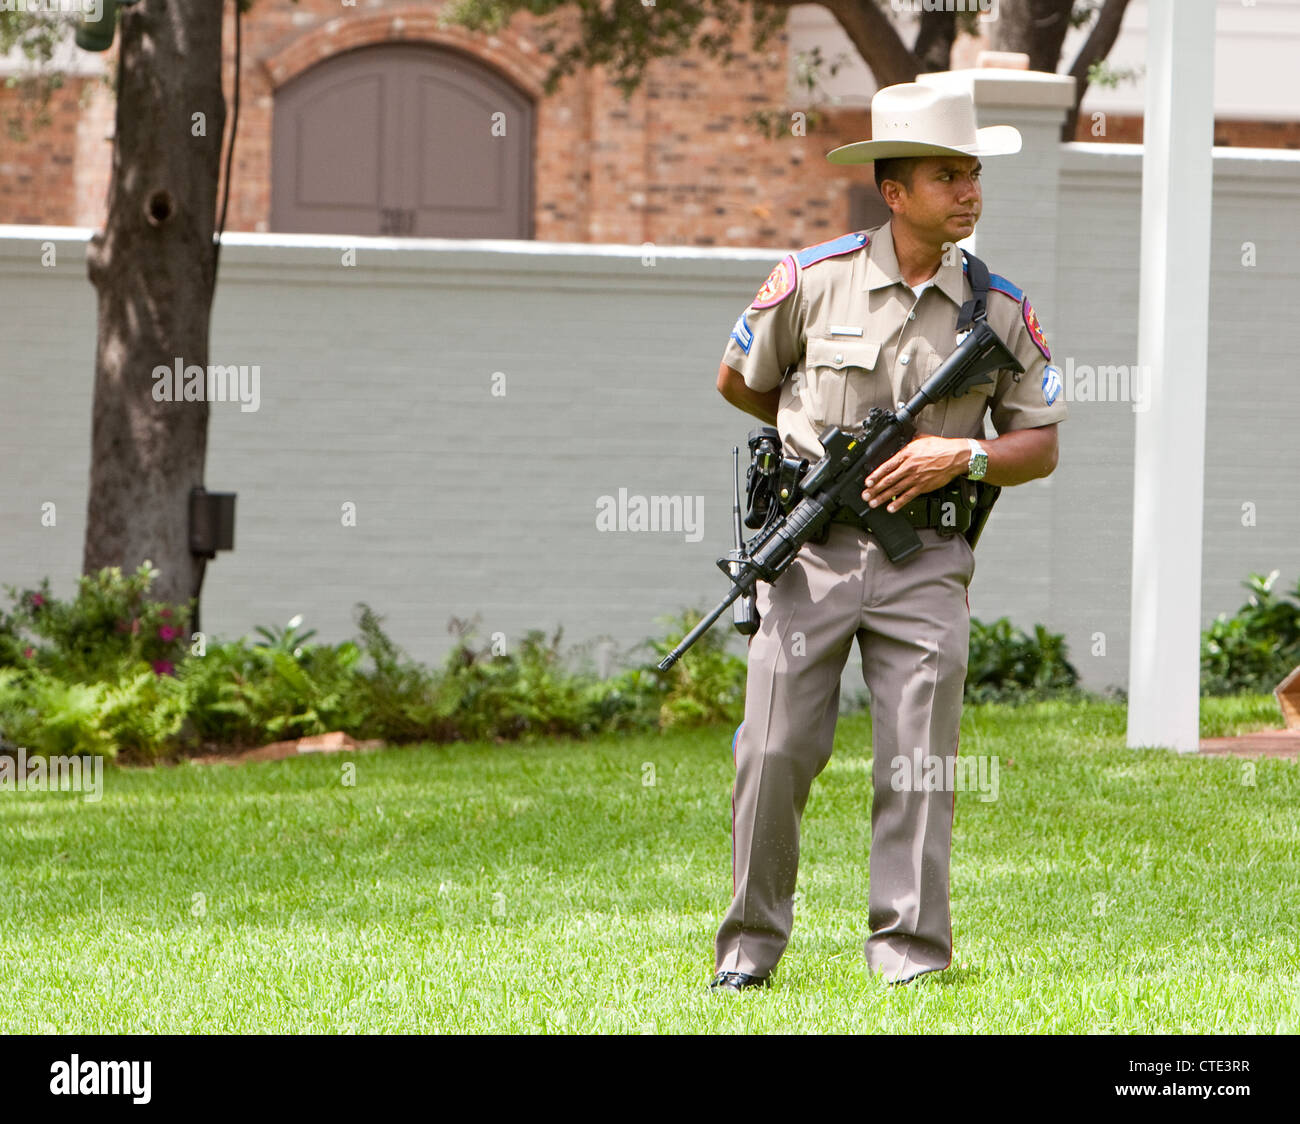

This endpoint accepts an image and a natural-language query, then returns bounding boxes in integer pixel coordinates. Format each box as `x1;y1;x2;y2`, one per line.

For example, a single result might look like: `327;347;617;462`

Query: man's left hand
862;436;966;513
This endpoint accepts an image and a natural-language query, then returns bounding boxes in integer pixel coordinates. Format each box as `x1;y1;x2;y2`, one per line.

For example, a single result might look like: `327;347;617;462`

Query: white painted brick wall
2;143;1299;698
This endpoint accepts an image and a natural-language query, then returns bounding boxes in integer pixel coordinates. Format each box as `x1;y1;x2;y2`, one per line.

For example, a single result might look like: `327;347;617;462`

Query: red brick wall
5;3;1296;248
0;79;87;227
0;1;883;249
72;79;115;227
1072;111;1300;149
0;70;114;228
233;0;880;249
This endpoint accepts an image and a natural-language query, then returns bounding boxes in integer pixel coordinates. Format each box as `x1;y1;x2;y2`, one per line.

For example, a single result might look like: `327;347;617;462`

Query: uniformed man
709;83;1067;991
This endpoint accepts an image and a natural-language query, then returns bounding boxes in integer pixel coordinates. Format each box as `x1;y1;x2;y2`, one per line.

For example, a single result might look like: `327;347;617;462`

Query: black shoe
710;971;771;991
883;968;934;986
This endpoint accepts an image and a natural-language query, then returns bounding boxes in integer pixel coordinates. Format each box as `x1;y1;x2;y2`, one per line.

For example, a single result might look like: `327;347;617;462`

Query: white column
1126;0;1216;753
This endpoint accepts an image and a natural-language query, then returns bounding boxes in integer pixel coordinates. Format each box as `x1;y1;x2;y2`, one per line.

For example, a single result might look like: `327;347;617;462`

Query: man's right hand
716;362;780;425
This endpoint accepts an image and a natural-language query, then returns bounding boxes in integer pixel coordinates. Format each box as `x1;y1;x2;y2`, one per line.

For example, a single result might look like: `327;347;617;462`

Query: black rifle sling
956;249;991;331
954;248;1003;548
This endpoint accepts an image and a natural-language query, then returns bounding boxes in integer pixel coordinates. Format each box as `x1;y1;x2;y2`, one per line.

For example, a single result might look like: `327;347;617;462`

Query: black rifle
658;318;1022;671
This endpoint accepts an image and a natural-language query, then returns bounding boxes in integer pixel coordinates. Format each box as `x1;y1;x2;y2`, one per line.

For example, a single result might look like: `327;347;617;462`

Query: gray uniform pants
714;524;975;984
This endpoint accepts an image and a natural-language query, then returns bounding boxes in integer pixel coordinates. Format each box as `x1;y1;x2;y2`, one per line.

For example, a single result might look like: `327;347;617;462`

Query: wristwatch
966;439;988;481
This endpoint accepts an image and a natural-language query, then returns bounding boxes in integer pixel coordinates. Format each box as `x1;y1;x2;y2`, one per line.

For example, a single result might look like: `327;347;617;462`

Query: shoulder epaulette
984;271;1051;360
795;230;869;270
988;273;1024;302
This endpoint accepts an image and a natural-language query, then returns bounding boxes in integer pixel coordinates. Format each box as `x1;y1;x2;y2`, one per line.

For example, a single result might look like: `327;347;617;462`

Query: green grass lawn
1;696;1297;1033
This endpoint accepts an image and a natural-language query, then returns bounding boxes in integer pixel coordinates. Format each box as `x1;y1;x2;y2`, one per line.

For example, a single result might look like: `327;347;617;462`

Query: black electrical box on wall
189;487;237;558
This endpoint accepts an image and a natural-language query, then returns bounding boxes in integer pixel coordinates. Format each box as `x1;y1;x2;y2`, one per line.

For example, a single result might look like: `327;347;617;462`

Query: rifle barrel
658;585;744;671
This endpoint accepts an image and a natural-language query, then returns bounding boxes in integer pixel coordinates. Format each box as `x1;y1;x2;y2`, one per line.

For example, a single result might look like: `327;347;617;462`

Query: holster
964;481;1001;550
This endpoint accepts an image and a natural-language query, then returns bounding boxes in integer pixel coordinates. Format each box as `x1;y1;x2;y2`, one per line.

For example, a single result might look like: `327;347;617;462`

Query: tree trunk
989;0;1074;71
913;11;957;75
83;0;226;609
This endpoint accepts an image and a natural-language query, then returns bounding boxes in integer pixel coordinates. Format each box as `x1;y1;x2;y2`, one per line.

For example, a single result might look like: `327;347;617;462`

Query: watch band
966;438;988;481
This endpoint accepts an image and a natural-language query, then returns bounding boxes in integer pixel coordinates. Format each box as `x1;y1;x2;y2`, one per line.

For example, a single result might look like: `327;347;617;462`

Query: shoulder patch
730;311;754;355
988;273;1024;302
751;254;797;309
794;230;869;270
1042;364;1063;406
1022;296;1051;360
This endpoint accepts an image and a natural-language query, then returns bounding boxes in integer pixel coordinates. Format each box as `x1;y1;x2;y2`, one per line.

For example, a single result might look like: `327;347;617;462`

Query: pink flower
158;625;180;642
151;660;175;677
30;594;44;608
23;647;34;659
160;608;173;619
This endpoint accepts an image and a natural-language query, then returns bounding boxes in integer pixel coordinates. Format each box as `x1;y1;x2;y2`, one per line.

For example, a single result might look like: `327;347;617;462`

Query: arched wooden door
271;43;534;238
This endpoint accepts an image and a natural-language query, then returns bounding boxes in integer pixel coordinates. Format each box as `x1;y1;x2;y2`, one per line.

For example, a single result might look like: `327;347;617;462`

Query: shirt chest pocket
800;337;882;428
906;338;998;434
899;337;946;399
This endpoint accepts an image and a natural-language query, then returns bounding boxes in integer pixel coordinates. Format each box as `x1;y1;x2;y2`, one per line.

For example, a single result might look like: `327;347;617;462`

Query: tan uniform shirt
721;222;1068;463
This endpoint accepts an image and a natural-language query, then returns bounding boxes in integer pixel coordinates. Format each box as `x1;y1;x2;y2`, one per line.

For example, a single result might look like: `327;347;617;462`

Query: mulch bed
1198;728;1300;759
186;731;385;766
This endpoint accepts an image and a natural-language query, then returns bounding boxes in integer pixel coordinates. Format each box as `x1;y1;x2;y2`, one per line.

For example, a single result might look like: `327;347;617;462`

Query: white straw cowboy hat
826;83;1022;164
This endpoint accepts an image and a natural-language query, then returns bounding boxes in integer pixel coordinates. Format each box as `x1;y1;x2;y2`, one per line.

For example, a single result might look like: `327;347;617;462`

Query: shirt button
834;353;844;364
900;354;910;366
908;311;916;321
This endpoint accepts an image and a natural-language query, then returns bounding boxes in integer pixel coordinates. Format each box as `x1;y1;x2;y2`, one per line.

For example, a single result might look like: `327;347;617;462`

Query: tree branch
817;0;920;88
1062;0;1132;139
991;0;1073;70
913;10;957;74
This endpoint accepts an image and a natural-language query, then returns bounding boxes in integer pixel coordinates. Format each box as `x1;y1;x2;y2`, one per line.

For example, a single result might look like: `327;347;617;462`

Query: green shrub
179;615;367;745
1201;571;1300;696
581;666;665;734
0;667;114;756
648;610;747;728
0;577;1166;761
175;639;267;748
3;562;192;684
98;669;188;759
431;622;605;741
0;663;185;760
964;616;1080;704
348;603;445;743
0;606;25;668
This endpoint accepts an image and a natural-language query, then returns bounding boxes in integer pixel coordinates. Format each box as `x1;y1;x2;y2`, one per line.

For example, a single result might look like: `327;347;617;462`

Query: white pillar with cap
1126;0;1217;753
